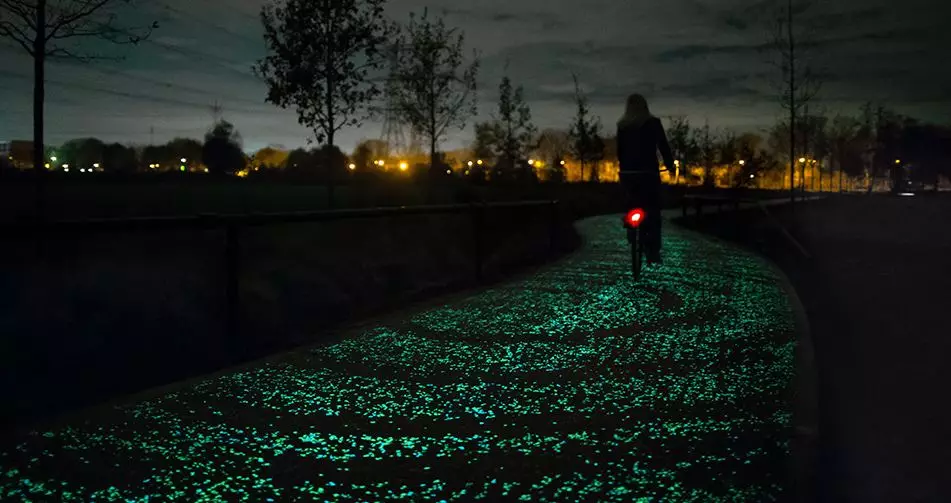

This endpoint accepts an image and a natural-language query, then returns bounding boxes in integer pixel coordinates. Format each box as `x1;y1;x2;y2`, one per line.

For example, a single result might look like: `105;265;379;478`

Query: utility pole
211;100;223;123
33;0;47;221
787;0;796;208
802;103;809;195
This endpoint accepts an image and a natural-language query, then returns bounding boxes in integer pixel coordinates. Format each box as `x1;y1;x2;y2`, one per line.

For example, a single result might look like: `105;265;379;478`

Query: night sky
0;0;946;153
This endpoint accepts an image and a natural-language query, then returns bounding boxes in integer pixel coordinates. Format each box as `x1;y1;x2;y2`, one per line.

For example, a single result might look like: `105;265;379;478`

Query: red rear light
625;208;645;228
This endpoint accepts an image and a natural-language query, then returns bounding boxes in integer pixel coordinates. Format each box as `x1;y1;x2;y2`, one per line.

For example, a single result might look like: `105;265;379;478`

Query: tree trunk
430;137;437;174
324;35;336;209
33;0;47;221
838;157;844;193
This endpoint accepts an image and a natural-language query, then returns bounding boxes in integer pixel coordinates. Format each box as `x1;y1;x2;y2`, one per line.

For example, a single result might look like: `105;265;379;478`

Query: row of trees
18;120;247;176
20;102;949;194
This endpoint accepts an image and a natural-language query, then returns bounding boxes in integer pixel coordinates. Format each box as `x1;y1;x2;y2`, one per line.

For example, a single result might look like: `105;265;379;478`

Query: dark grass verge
674;194;951;503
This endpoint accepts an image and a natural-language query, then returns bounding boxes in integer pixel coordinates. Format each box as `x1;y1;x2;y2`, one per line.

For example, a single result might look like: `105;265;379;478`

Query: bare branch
46;0;114;39
1;0;36;29
0;20;33;54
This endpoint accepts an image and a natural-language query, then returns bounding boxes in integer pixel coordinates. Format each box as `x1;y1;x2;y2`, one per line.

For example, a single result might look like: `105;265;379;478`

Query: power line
155;1;260;44
52;60;269;108
0;68;282;116
131;31;264;83
0;44;269;109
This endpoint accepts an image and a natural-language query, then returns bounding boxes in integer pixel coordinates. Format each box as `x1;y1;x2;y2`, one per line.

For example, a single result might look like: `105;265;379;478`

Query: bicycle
619;169;667;280
622;207;646;280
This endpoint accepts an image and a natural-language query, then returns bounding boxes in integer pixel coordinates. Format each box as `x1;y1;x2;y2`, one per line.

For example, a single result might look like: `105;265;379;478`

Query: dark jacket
616;116;675;185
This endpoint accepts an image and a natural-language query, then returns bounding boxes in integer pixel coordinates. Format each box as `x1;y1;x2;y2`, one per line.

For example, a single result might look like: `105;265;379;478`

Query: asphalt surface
679;194;951;503
781;196;951;503
1;214;800;502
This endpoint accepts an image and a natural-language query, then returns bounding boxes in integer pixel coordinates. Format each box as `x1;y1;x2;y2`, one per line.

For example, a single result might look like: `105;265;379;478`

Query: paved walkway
1;215;799;502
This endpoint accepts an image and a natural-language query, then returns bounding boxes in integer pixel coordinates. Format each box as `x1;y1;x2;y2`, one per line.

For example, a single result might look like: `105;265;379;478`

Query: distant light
180;165;185;172
348;163;356;170
204;167;209;173
674;160;680;166
750;174;755;178
528;159;535;166
399;161;408;171
467;160;473;167
477;159;483;165
739;160;746;166
62;164;69;168
80;168;86;173
181;158;187;163
63;167;68;172
560;160;566;166
799;157;806;163
895;159;901;165
899;192;915;197
93;163;100;168
50;156;57;162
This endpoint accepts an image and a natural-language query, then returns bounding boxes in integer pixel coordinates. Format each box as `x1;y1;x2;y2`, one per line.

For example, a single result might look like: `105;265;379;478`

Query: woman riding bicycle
617;93;675;265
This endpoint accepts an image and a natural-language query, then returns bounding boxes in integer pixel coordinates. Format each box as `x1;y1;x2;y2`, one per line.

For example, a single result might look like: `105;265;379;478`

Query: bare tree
535;129;570;164
666;116;695;184
568;73;604;183
488;73;537;182
0;0;155;217
257;0;394;148
766;0;823;207
257;0;394;207
828;114;860;192
392;8;479;173
692;120;717;189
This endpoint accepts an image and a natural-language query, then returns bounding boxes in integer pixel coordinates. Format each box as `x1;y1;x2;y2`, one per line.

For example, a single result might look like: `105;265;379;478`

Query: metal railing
681;194;744;219
4;200;561;343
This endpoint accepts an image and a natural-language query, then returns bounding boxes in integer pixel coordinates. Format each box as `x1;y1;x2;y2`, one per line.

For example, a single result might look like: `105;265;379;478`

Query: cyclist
617;93;675;265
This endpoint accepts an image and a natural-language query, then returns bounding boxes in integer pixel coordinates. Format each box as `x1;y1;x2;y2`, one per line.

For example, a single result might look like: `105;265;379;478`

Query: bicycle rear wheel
629;228;642;280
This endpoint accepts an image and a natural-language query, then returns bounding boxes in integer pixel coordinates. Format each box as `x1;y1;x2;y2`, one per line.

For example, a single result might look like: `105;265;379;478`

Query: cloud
2;0;946;152
152;36;198;47
436;5;567;31
660;77;764;101
653;43;764;63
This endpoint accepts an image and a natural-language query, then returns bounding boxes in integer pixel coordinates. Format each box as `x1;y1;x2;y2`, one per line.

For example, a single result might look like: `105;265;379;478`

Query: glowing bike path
1;215;798;502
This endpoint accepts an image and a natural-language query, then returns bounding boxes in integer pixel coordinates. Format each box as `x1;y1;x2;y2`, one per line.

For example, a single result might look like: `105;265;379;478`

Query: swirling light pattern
1;216;796;502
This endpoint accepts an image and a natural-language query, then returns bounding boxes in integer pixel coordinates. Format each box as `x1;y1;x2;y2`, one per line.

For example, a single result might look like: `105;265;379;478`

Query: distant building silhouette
0;140;36;170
